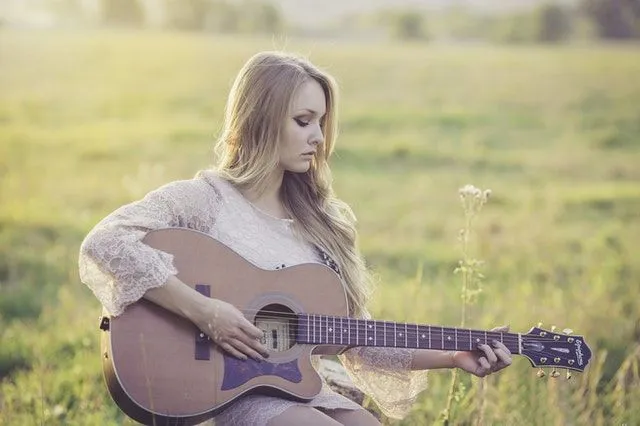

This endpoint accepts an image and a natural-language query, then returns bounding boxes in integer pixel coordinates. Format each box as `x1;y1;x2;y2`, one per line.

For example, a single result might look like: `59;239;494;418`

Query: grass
0;28;639;424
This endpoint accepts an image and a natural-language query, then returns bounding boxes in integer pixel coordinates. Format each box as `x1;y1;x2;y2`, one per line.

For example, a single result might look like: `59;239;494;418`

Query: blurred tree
204;0;241;33
242;1;284;34
162;0;283;34
389;11;428;40
535;3;573;43
164;0;211;30
582;0;640;39
101;0;144;26
490;13;536;44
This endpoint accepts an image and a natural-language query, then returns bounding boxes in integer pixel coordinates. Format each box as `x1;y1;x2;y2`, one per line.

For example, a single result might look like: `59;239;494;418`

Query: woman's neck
241;170;289;219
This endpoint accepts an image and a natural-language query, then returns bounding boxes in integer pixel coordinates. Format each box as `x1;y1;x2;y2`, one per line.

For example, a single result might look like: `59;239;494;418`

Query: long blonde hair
214;51;373;317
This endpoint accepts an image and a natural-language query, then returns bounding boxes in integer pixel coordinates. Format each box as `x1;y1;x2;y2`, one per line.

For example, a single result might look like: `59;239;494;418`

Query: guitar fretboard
297;314;520;354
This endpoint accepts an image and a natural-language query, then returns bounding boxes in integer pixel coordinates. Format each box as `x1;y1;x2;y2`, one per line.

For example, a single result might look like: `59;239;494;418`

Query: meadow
0;29;639;425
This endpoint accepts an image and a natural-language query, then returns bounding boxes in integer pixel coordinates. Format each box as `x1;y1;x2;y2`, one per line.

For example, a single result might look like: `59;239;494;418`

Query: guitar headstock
521;325;592;376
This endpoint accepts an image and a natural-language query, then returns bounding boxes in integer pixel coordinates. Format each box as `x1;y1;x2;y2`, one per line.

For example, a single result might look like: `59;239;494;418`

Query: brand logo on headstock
575;339;583;366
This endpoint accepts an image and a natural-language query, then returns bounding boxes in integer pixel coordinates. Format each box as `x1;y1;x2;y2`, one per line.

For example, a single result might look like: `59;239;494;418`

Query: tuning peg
566;370;572;380
537;322;543;328
537;368;546;378
562;328;573;335
550;368;560;378
551;325;557;332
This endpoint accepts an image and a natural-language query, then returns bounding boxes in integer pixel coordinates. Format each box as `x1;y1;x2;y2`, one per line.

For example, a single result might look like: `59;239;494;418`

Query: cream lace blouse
78;170;428;423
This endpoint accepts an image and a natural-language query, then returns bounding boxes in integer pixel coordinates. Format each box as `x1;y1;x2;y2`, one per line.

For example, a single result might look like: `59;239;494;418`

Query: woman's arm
411;349;456;370
411;326;513;376
144;275;268;361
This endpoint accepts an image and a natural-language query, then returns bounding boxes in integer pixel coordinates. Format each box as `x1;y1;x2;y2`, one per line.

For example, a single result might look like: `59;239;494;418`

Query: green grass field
1;29;639;425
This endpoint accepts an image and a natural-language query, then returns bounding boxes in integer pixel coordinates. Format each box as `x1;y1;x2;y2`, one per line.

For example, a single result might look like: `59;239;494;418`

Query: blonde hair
214;51;372;317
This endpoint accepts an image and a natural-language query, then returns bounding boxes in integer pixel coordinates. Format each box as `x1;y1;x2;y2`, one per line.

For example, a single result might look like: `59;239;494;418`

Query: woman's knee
267;405;342;426
325;408;381;426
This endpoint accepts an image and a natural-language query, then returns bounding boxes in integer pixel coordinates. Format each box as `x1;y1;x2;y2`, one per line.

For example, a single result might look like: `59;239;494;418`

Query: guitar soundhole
255;304;298;352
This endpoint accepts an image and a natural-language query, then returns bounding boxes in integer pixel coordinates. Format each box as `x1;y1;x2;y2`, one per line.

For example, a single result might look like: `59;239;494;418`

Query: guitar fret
455;328;458;351
415;324;419;348
384;321;387;346
404;323;408;348
394;322;397;347
374;321;377;346
366;319;371;346
333;316;336;345
325;315;329;344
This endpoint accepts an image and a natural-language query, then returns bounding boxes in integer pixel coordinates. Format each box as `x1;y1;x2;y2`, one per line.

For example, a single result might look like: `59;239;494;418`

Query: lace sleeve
338;312;429;419
78;178;221;316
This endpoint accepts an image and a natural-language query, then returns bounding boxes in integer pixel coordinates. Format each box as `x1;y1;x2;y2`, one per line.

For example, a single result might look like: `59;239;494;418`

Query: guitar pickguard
221;355;302;390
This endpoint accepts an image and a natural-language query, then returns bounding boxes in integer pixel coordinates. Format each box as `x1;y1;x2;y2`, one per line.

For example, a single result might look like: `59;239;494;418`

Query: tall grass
0;29;638;424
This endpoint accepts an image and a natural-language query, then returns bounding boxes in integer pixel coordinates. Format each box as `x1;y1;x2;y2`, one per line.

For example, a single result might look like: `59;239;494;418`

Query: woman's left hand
452;325;512;377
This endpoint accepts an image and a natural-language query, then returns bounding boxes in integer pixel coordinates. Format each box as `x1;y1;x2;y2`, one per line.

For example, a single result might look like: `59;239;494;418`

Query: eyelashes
294;117;326;128
294;118;310;127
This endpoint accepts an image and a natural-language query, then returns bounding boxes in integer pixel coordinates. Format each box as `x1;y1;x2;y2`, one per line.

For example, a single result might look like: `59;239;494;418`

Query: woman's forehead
291;80;326;114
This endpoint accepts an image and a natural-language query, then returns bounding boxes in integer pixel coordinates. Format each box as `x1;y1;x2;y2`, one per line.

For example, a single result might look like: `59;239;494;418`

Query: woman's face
279;79;326;174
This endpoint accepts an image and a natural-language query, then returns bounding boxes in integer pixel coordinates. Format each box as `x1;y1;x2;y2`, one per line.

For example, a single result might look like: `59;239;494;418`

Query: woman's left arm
411;325;513;377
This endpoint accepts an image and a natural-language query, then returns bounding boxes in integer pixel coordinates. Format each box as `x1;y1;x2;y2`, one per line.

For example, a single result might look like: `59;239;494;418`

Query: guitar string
232;319;573;346
232;312;566;343
228;308;576;341
241;317;565;344
185;307;572;346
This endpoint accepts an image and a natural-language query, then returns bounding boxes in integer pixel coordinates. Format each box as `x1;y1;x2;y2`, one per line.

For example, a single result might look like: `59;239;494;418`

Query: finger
231;338;265;361
492;339;512;355
491;325;510;332
491;346;513;369
236;332;270;358
220;342;248;360
242;321;266;340
479;344;498;366
477;357;491;376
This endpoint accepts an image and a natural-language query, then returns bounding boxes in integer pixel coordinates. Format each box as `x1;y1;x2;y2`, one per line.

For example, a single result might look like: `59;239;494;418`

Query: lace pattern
78;170;429;422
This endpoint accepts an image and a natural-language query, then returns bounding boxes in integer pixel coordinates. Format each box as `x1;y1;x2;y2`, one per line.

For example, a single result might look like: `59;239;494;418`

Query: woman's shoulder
146;169;226;206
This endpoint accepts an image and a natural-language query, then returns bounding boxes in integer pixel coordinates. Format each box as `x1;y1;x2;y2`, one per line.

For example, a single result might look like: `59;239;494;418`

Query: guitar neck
297;314;521;354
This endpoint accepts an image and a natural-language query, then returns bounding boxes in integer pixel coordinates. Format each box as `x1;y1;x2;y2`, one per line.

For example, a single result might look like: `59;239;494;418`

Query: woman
79;51;512;426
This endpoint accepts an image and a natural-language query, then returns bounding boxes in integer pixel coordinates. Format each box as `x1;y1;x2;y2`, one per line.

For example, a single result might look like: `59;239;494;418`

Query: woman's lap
212;387;366;426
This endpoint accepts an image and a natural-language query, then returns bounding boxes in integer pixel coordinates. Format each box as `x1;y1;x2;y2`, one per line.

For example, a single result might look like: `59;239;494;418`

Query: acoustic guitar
98;228;592;426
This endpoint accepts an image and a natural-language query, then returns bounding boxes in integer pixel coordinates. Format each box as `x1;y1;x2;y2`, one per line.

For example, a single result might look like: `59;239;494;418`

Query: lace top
78;170;429;421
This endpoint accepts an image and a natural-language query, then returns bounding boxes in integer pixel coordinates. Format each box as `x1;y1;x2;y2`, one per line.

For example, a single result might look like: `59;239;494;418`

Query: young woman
79;51;512;426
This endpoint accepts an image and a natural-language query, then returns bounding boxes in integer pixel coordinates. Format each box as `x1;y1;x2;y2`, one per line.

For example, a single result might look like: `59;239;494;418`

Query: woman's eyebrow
296;108;325;116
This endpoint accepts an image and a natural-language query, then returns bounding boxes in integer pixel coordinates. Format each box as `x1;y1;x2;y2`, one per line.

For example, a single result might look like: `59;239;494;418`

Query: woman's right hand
192;298;269;361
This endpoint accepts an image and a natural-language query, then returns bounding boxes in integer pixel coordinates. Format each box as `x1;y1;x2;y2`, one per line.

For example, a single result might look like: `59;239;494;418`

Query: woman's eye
294;118;310;127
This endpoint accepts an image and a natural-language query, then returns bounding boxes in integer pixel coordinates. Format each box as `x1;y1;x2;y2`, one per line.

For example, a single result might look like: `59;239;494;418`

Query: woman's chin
286;163;312;174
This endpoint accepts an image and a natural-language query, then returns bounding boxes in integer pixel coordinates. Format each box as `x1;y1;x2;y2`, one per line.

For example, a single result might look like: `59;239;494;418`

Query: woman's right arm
145;275;268;361
79;180;268;360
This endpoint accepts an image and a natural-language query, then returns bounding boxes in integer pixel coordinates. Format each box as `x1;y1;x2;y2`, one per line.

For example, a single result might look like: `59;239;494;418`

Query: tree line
9;0;640;43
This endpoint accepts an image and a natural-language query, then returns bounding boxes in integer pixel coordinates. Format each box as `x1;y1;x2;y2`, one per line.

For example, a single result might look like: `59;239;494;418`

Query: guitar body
101;228;349;426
